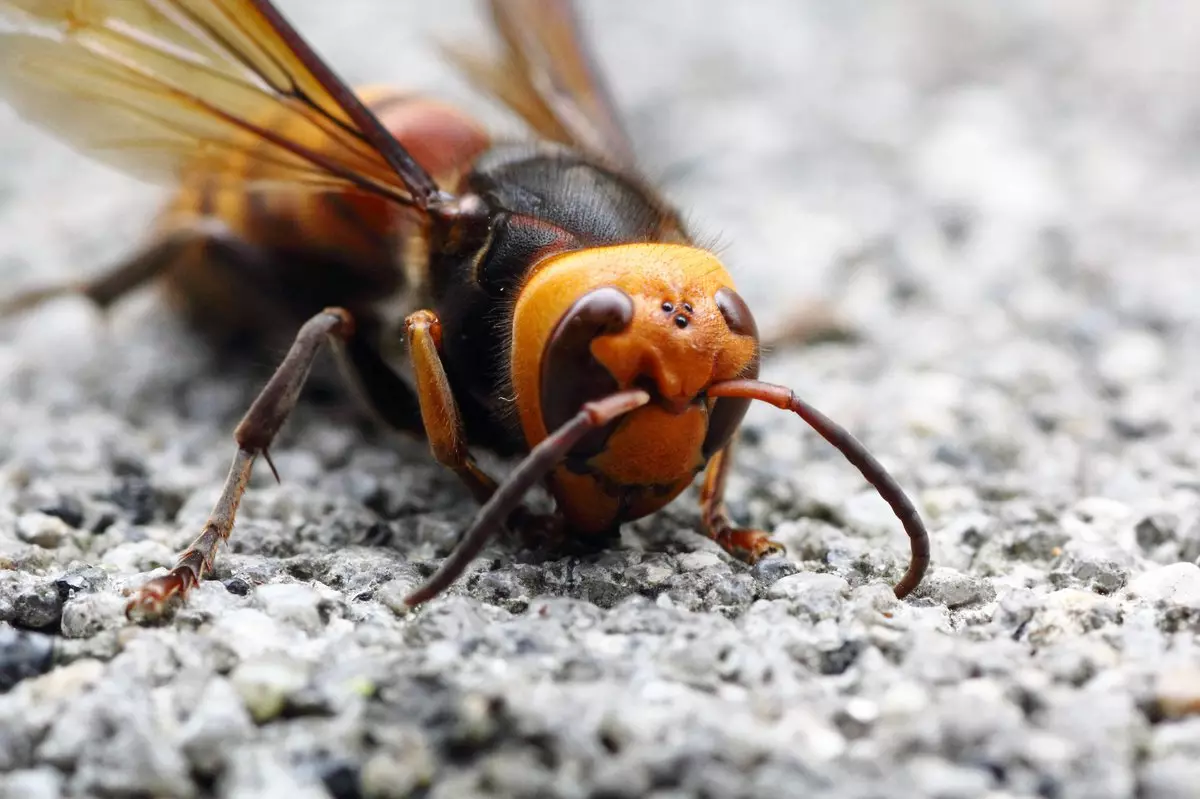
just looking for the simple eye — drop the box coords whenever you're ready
[714,287,758,338]
[661,301,674,313]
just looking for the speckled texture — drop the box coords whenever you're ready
[3,2,1200,798]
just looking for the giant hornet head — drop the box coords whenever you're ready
[510,243,760,532]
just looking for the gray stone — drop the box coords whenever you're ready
[1124,563,1200,610]
[1136,512,1179,552]
[0,626,54,691]
[374,575,422,616]
[0,768,62,799]
[37,676,194,798]
[907,756,995,799]
[10,581,63,630]
[917,566,996,608]
[1096,329,1165,387]
[1050,542,1133,594]
[178,677,255,777]
[2,1,1200,797]
[254,582,327,634]
[230,654,313,724]
[766,572,850,620]
[1152,667,1200,720]
[220,746,331,799]
[1024,589,1122,647]
[359,727,437,799]
[14,513,70,549]
[58,592,131,639]
[1140,756,1200,799]
[1179,518,1200,564]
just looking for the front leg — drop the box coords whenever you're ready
[125,308,355,619]
[404,309,501,504]
[404,309,562,549]
[699,440,785,562]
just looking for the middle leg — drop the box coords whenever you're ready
[699,439,786,562]
[125,307,356,619]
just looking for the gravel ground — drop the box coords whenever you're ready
[3,2,1200,797]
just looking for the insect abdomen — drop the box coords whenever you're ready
[158,87,491,343]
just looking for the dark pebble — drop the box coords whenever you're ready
[0,626,54,692]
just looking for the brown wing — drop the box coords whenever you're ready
[0,0,443,207]
[445,0,636,170]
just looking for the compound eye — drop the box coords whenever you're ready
[702,287,760,459]
[715,287,758,339]
[540,287,635,457]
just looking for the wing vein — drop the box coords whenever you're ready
[161,4,382,169]
[0,0,434,208]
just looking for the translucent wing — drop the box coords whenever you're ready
[0,0,442,205]
[446,0,636,170]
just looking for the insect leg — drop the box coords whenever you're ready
[404,309,499,503]
[699,438,787,562]
[124,307,355,619]
[707,378,930,599]
[0,218,259,318]
[403,388,651,607]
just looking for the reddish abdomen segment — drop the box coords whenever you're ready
[158,87,492,341]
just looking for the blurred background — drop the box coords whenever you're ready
[4,1,1200,328]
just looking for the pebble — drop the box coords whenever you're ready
[11,581,63,630]
[222,747,331,799]
[15,513,70,549]
[1050,543,1133,594]
[918,566,996,608]
[254,582,326,634]
[1096,329,1166,387]
[675,552,724,572]
[766,572,850,620]
[1124,563,1200,610]
[1024,589,1121,646]
[1135,513,1178,551]
[0,627,54,691]
[178,677,255,776]
[1139,756,1200,799]
[58,593,130,639]
[1154,667,1200,720]
[230,654,313,723]
[0,768,62,799]
[360,731,437,799]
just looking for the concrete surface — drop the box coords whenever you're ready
[3,1,1200,797]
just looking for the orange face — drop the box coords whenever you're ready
[510,243,759,533]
